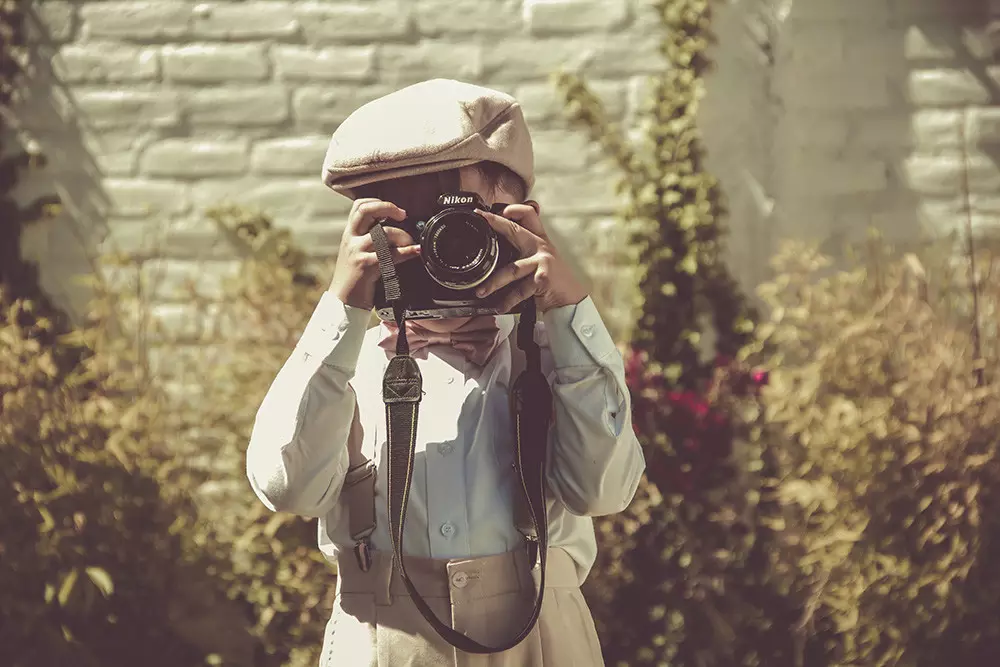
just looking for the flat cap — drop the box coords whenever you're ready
[322,79,534,199]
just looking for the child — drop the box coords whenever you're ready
[246,79,645,667]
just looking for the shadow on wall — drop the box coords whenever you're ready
[13,6,110,324]
[700,0,779,292]
[705,0,1000,289]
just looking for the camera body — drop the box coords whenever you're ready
[373,192,525,321]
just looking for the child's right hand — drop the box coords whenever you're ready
[328,198,421,310]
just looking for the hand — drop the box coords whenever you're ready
[328,198,421,310]
[475,201,588,314]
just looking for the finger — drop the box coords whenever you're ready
[502,202,546,238]
[349,200,406,235]
[498,278,537,314]
[475,257,536,298]
[478,210,537,256]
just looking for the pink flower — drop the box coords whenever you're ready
[751,369,769,386]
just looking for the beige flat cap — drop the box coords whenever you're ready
[322,79,534,199]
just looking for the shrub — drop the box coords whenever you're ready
[744,241,1000,667]
[97,205,338,667]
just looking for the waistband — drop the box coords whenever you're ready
[336,547,579,605]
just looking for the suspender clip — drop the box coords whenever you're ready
[354,536,373,573]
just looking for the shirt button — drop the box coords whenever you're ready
[440,522,456,538]
[446,376,455,384]
[438,443,454,456]
[338,320,350,333]
[580,324,595,338]
[451,571,469,589]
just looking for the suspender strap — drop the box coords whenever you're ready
[343,461,377,572]
[370,220,553,654]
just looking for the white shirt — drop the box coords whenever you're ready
[246,292,645,584]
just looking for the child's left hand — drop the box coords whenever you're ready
[475,201,589,314]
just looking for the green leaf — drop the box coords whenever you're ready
[85,567,114,598]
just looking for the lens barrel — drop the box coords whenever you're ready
[421,209,499,290]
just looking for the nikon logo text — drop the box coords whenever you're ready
[441,195,475,206]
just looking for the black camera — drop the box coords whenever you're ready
[373,192,525,321]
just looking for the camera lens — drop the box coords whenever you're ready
[421,210,499,290]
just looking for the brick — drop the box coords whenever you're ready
[847,111,959,156]
[292,86,394,127]
[972,194,1000,215]
[76,90,180,129]
[912,110,963,148]
[295,3,411,44]
[484,37,663,82]
[897,154,1000,196]
[81,131,158,176]
[960,26,1000,60]
[191,178,352,219]
[900,154,963,196]
[780,70,892,110]
[140,140,249,178]
[968,155,1000,193]
[908,70,990,106]
[138,259,241,301]
[380,43,483,85]
[515,80,627,125]
[99,217,229,260]
[415,0,522,35]
[530,130,601,172]
[904,24,958,60]
[272,46,375,82]
[81,2,190,39]
[104,179,191,217]
[184,88,289,126]
[524,0,630,35]
[163,44,268,83]
[966,107,1000,146]
[54,44,158,82]
[913,197,966,235]
[189,2,300,39]
[285,219,345,257]
[251,136,330,175]
[528,167,622,214]
[35,1,76,42]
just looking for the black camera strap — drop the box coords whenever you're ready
[368,222,552,654]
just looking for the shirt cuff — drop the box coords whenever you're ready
[295,291,372,373]
[541,296,619,369]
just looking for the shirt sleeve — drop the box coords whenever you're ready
[539,296,646,517]
[246,291,372,518]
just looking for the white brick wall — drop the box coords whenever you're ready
[14,0,1000,334]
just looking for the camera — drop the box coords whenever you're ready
[373,192,525,321]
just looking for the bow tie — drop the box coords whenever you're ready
[377,315,516,367]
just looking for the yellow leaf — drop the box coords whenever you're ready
[85,567,114,598]
[58,569,79,608]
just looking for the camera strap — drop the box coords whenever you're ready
[369,222,552,654]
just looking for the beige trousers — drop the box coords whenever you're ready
[319,546,604,667]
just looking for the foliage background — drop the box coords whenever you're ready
[7,0,1000,666]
